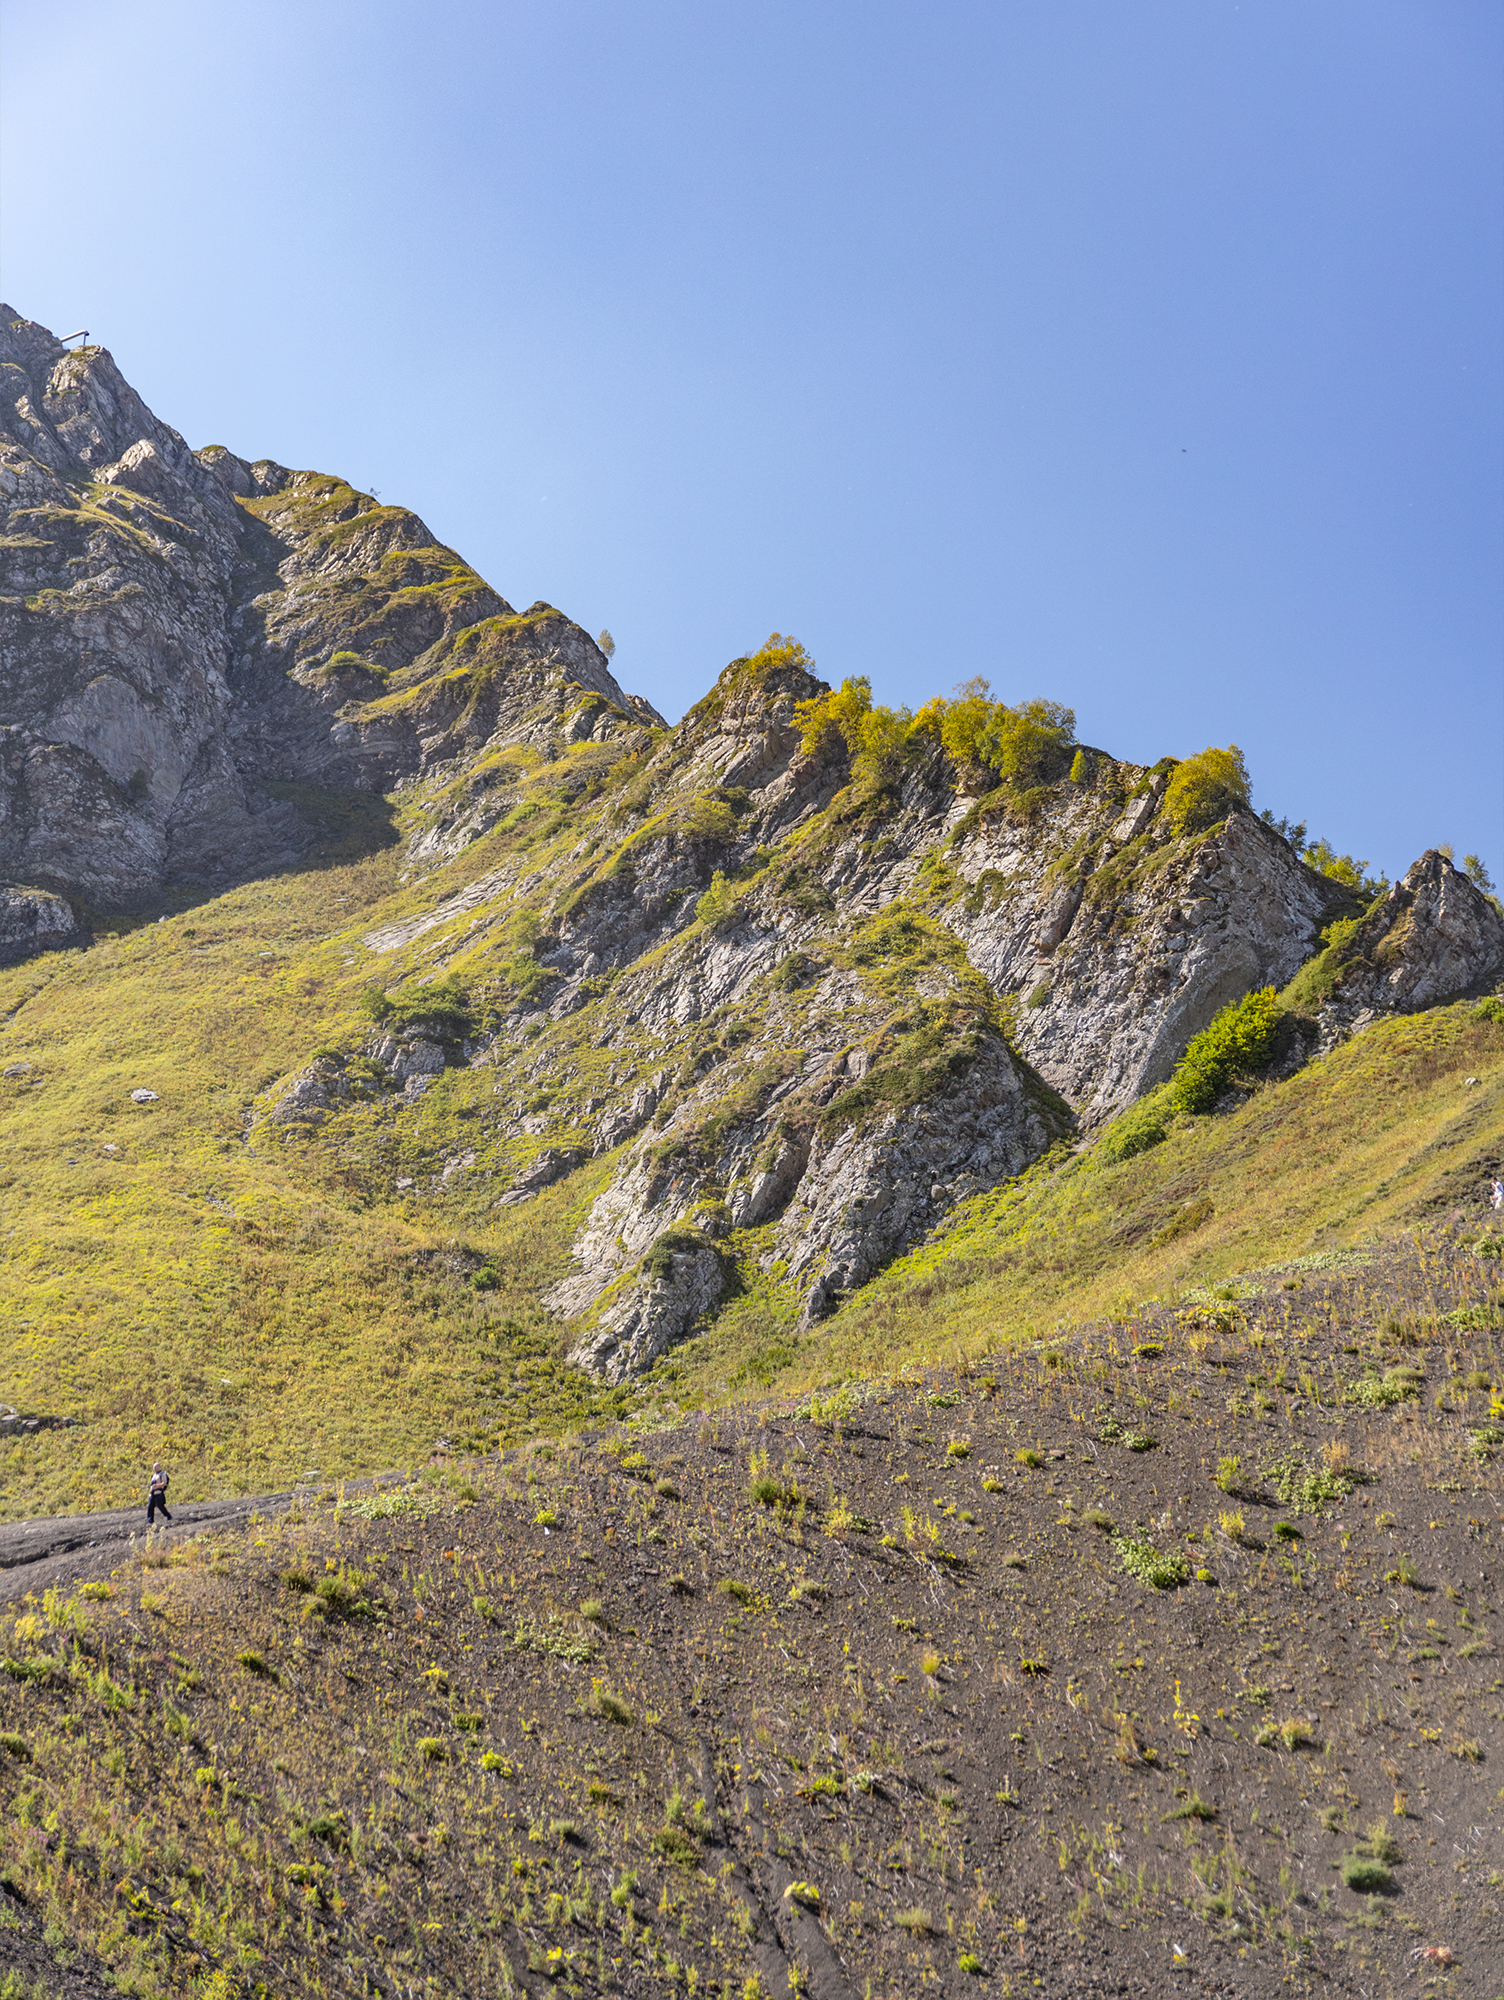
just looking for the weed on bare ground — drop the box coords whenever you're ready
[2,1278,1502,1999]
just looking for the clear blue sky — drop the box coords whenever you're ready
[3,0,1499,883]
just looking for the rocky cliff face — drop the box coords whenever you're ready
[1307,850,1504,1052]
[265,644,1501,1372]
[0,308,660,909]
[8,309,1502,1378]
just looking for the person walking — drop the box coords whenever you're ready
[146,1461,172,1526]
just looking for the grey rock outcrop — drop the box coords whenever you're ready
[498,1146,586,1206]
[956,805,1347,1125]
[776,1034,1051,1324]
[568,1240,727,1383]
[1313,852,1504,1050]
[0,885,79,961]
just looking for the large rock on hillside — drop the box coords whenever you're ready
[957,806,1350,1125]
[0,885,79,961]
[1312,852,1504,1049]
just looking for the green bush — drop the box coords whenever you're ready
[1264,1452,1354,1513]
[915,679,1075,788]
[695,870,742,928]
[683,796,737,843]
[1095,1084,1174,1166]
[1114,1534,1189,1590]
[358,976,472,1039]
[1340,1854,1392,1894]
[1302,837,1382,896]
[1169,987,1282,1115]
[1346,1366,1423,1409]
[1162,745,1250,835]
[793,674,916,792]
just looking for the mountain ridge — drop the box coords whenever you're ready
[0,306,660,916]
[1,306,1502,1415]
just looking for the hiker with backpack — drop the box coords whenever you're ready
[146,1462,172,1526]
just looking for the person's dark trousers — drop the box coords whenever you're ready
[147,1493,171,1525]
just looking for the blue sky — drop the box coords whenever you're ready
[2,0,1499,882]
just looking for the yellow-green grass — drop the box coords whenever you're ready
[2,738,1500,1522]
[0,805,644,1520]
[664,1001,1504,1404]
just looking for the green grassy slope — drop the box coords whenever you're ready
[667,1000,1504,1403]
[1,741,1499,1523]
[0,799,656,1522]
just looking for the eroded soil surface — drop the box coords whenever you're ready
[2,1239,1502,1998]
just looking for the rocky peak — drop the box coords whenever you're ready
[0,307,663,909]
[1307,850,1504,1049]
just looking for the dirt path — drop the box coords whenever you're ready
[0,1491,301,1603]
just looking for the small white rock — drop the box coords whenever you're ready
[130,1088,159,1104]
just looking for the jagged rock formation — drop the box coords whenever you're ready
[1309,851,1504,1051]
[0,308,660,909]
[0,884,79,961]
[8,307,1502,1378]
[254,651,1500,1369]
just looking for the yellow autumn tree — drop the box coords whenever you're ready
[1162,745,1250,835]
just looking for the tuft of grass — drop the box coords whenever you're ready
[1340,1855,1393,1895]
[893,1907,933,1934]
[592,1687,635,1726]
[1113,1534,1189,1590]
[1356,1823,1403,1865]
[1163,1792,1217,1822]
[654,1825,700,1867]
[1258,1718,1321,1753]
